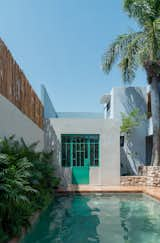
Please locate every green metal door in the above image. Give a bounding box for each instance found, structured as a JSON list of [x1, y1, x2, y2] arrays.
[[61, 135, 99, 185], [72, 136, 89, 184]]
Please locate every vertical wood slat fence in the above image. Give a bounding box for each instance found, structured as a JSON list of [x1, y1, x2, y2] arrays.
[[0, 39, 43, 129]]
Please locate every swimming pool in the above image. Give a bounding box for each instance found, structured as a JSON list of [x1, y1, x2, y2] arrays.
[[21, 193, 160, 243]]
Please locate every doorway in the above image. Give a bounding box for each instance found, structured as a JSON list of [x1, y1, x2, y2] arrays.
[[61, 134, 99, 184]]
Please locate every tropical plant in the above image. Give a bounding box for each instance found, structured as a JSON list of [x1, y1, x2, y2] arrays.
[[0, 136, 59, 242], [120, 108, 145, 134], [102, 0, 160, 166], [0, 154, 35, 237], [120, 108, 146, 174]]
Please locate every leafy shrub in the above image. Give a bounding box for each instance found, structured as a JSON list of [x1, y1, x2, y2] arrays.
[[0, 136, 59, 242]]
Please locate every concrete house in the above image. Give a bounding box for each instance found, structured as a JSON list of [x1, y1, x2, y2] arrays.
[[41, 85, 153, 188], [42, 86, 120, 187]]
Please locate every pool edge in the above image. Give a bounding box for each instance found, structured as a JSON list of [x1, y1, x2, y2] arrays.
[[56, 186, 160, 201]]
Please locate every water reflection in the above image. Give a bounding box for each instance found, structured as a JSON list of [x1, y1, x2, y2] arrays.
[[21, 195, 100, 243], [119, 195, 160, 243], [21, 194, 160, 243]]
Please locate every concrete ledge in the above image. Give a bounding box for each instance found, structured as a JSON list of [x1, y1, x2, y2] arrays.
[[56, 185, 160, 202], [56, 185, 144, 193], [143, 187, 160, 201]]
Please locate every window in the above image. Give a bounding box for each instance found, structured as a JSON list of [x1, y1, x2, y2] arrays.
[[146, 135, 153, 165], [106, 101, 110, 112], [61, 134, 99, 167], [90, 136, 99, 166], [147, 92, 152, 118], [120, 136, 124, 147], [61, 135, 71, 167]]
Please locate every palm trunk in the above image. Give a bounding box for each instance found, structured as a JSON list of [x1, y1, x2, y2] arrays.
[[150, 76, 160, 166]]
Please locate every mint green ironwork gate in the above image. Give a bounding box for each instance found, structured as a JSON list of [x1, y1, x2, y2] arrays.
[[61, 134, 99, 184]]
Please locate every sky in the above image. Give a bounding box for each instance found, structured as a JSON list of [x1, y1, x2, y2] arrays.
[[0, 0, 146, 112]]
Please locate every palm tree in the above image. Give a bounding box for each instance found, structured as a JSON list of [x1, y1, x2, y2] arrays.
[[102, 0, 160, 166]]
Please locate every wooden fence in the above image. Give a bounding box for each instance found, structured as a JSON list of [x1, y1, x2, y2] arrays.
[[0, 39, 43, 129]]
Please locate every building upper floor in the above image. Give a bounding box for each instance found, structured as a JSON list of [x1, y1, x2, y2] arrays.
[[100, 86, 147, 121], [41, 84, 155, 137]]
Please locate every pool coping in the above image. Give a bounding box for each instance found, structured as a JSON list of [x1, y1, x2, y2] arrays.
[[56, 186, 160, 201]]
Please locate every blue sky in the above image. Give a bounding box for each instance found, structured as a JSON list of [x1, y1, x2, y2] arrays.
[[0, 0, 146, 112]]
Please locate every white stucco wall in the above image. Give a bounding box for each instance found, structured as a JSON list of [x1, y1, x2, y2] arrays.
[[111, 87, 148, 173], [0, 95, 44, 150], [111, 87, 147, 120], [48, 118, 120, 187]]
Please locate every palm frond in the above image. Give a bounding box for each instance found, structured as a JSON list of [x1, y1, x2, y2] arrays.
[[119, 33, 145, 82], [102, 32, 142, 74], [124, 0, 159, 25], [103, 31, 144, 83]]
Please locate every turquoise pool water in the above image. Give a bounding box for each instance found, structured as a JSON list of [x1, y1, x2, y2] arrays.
[[21, 193, 160, 243]]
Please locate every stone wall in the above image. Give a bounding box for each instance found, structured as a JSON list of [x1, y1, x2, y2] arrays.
[[140, 166, 160, 187], [121, 166, 160, 187], [120, 176, 146, 186]]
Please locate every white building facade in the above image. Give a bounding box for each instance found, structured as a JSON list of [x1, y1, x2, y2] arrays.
[[41, 85, 153, 187], [101, 86, 153, 175]]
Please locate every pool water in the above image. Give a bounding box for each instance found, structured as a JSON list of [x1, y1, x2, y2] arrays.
[[21, 193, 160, 243]]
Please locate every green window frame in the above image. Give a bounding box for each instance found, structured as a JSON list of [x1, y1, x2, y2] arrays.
[[61, 135, 71, 167], [61, 134, 100, 167], [89, 136, 99, 167]]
